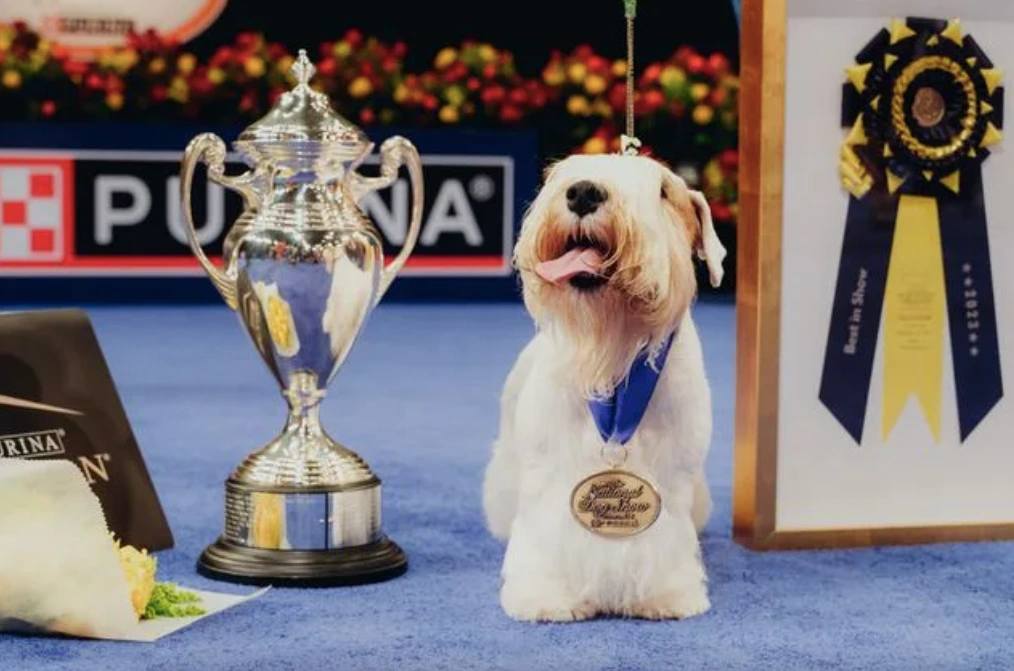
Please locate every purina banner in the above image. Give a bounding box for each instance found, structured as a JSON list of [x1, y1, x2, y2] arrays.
[[0, 0, 228, 58], [0, 125, 537, 282]]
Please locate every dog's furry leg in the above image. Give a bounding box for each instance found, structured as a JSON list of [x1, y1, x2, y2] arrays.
[[483, 338, 538, 541], [691, 470, 712, 534], [626, 483, 711, 620]]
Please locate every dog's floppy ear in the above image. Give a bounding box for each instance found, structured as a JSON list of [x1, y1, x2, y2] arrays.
[[687, 189, 727, 288]]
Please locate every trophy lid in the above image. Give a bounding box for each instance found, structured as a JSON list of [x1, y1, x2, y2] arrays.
[[234, 49, 371, 170]]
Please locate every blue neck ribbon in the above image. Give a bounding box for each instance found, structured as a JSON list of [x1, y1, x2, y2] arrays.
[[587, 331, 676, 445]]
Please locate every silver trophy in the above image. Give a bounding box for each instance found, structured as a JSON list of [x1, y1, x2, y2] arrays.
[[179, 50, 423, 586]]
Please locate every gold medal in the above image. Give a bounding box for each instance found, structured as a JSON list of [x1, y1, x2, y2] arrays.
[[912, 86, 945, 128], [570, 469, 661, 538]]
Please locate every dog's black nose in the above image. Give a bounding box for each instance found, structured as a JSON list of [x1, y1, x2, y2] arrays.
[[566, 181, 608, 217]]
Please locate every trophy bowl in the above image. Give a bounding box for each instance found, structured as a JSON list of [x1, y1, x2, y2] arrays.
[[178, 50, 423, 586]]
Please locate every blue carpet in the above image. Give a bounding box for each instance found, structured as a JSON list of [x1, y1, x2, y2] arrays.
[[2, 301, 1014, 670]]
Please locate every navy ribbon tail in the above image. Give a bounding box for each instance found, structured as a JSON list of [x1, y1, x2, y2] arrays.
[[818, 191, 898, 444], [938, 168, 1004, 441]]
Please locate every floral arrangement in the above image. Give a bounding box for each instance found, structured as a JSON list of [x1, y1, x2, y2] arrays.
[[0, 22, 739, 224]]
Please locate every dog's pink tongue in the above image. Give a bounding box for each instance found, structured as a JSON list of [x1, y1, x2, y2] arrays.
[[535, 247, 604, 284]]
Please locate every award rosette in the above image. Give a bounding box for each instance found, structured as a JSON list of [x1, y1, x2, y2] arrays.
[[820, 18, 1004, 444]]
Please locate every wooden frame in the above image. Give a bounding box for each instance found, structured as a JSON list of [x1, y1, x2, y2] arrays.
[[733, 0, 1014, 550]]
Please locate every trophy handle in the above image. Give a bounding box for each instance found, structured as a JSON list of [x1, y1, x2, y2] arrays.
[[347, 136, 424, 304], [180, 133, 252, 311]]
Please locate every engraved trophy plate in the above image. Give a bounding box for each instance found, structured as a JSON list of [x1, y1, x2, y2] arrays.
[[570, 470, 662, 538], [181, 50, 423, 586]]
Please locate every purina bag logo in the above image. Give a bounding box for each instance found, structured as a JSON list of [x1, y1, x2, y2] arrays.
[[0, 393, 113, 486], [0, 151, 515, 276], [0, 1, 229, 58]]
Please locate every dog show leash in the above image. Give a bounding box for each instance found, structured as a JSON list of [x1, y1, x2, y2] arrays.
[[620, 0, 642, 156], [570, 328, 676, 538]]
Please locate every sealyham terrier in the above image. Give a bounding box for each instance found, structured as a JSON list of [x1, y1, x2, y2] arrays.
[[482, 152, 726, 622]]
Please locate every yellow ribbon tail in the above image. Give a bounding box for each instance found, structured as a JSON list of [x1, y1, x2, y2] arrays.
[[881, 195, 946, 442]]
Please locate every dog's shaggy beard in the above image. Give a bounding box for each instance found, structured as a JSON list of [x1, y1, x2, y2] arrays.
[[516, 199, 696, 400]]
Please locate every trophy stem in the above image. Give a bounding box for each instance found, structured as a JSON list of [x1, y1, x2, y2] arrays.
[[196, 370, 407, 586], [283, 370, 326, 436]]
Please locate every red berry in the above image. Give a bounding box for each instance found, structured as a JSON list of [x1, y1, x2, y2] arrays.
[[707, 53, 729, 75], [345, 29, 364, 47], [317, 58, 338, 77], [500, 105, 522, 122], [719, 149, 738, 170], [711, 203, 732, 221], [587, 55, 608, 73], [481, 86, 505, 105]]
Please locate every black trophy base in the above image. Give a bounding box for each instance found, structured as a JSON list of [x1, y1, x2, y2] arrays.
[[196, 536, 408, 587]]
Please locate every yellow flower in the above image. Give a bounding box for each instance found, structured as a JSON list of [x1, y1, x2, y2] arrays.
[[208, 68, 226, 84], [567, 94, 591, 116], [439, 105, 460, 123], [393, 83, 409, 103], [0, 37, 10, 52], [105, 92, 124, 110], [567, 62, 587, 83], [691, 82, 710, 102], [704, 160, 724, 185], [435, 47, 458, 69], [660, 66, 686, 88], [585, 74, 607, 95], [348, 76, 373, 98], [478, 44, 497, 62], [168, 76, 189, 103], [2, 70, 22, 89], [37, 39, 50, 55], [118, 50, 139, 72], [444, 85, 466, 106], [333, 41, 352, 58], [593, 99, 612, 117], [244, 57, 266, 78], [177, 53, 197, 75], [148, 58, 166, 75], [278, 55, 294, 75], [612, 60, 627, 77], [692, 105, 714, 125], [583, 137, 608, 154], [543, 65, 565, 86]]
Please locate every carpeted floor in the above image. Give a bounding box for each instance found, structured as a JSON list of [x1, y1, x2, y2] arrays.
[[3, 300, 1014, 671]]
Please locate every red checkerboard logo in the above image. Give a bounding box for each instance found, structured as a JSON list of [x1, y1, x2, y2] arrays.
[[0, 161, 70, 263]]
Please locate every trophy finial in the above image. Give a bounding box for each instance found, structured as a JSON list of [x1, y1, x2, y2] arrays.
[[291, 49, 316, 86]]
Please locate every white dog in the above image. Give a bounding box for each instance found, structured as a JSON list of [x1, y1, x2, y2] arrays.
[[482, 152, 726, 622]]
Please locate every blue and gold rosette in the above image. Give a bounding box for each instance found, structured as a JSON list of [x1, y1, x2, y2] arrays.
[[820, 17, 1004, 444]]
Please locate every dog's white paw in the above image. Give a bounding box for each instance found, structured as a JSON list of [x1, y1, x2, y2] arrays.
[[500, 580, 596, 623], [625, 586, 711, 621]]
